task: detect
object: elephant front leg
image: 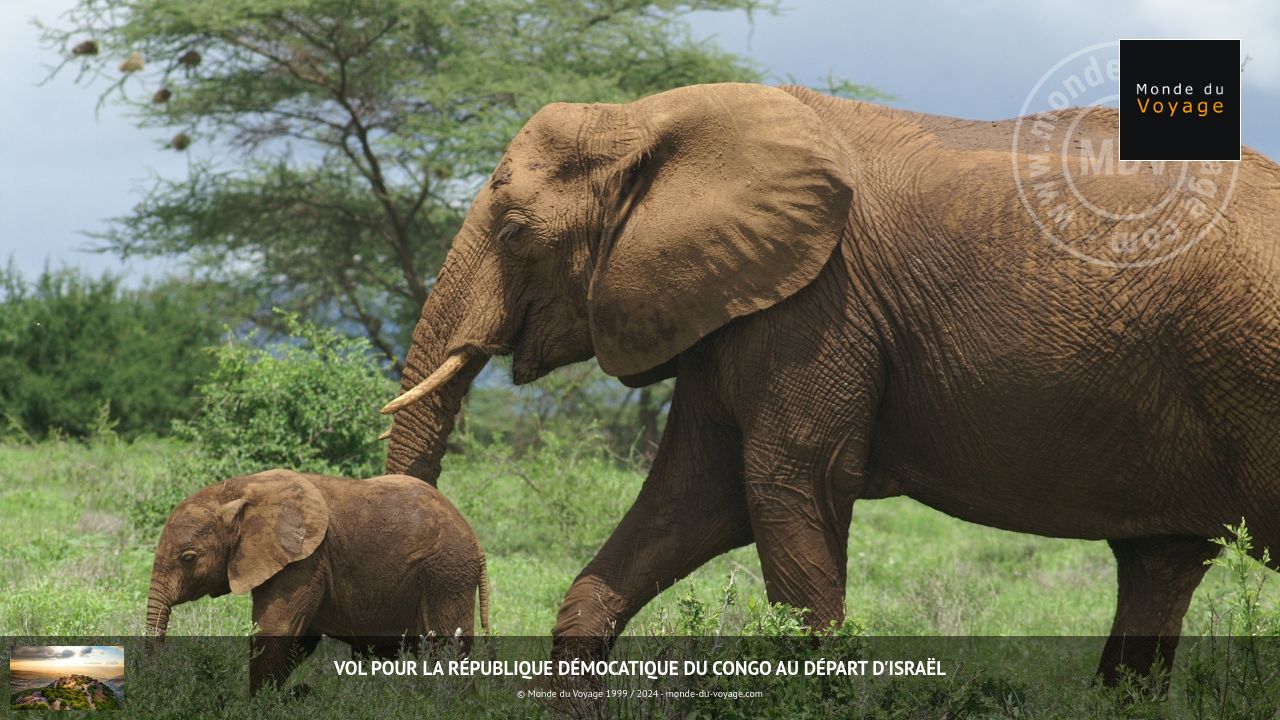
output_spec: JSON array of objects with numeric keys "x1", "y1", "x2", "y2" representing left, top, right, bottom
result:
[
  {"x1": 249, "y1": 575, "x2": 322, "y2": 695},
  {"x1": 551, "y1": 382, "x2": 752, "y2": 658},
  {"x1": 250, "y1": 635, "x2": 320, "y2": 697},
  {"x1": 740, "y1": 386, "x2": 876, "y2": 631},
  {"x1": 743, "y1": 460, "x2": 860, "y2": 631}
]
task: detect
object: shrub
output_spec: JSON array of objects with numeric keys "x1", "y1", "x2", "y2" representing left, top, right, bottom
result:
[
  {"x1": 1181, "y1": 520, "x2": 1280, "y2": 717},
  {"x1": 446, "y1": 427, "x2": 641, "y2": 558},
  {"x1": 467, "y1": 358, "x2": 672, "y2": 463},
  {"x1": 0, "y1": 262, "x2": 234, "y2": 440},
  {"x1": 129, "y1": 313, "x2": 394, "y2": 531}
]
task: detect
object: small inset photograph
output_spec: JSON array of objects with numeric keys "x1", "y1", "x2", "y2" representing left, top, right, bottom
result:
[{"x1": 9, "y1": 645, "x2": 124, "y2": 711}]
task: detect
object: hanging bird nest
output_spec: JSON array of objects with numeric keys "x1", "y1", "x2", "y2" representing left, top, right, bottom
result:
[{"x1": 120, "y1": 51, "x2": 144, "y2": 73}]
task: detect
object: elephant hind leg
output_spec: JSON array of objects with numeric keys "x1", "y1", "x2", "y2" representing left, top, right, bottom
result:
[
  {"x1": 1098, "y1": 536, "x2": 1219, "y2": 687},
  {"x1": 422, "y1": 587, "x2": 478, "y2": 641}
]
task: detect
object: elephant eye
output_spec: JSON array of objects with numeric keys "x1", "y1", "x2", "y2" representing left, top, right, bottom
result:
[
  {"x1": 496, "y1": 221, "x2": 523, "y2": 247},
  {"x1": 180, "y1": 551, "x2": 198, "y2": 565}
]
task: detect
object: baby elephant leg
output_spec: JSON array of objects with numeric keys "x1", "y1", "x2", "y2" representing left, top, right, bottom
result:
[
  {"x1": 249, "y1": 574, "x2": 323, "y2": 695},
  {"x1": 422, "y1": 587, "x2": 478, "y2": 641},
  {"x1": 250, "y1": 635, "x2": 320, "y2": 695}
]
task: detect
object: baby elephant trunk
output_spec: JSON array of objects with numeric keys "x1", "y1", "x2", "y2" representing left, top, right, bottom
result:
[{"x1": 146, "y1": 588, "x2": 171, "y2": 639}]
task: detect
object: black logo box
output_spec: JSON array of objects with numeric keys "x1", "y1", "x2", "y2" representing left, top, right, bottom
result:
[{"x1": 1120, "y1": 39, "x2": 1241, "y2": 161}]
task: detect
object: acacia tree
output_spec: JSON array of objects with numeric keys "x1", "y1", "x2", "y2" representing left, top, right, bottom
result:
[{"x1": 40, "y1": 0, "x2": 768, "y2": 371}]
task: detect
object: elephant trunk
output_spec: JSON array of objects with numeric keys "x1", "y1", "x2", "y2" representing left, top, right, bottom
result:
[
  {"x1": 145, "y1": 590, "x2": 171, "y2": 639},
  {"x1": 385, "y1": 233, "x2": 497, "y2": 484}
]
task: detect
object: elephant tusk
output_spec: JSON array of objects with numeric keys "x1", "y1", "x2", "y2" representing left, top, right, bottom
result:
[
  {"x1": 380, "y1": 353, "x2": 468, "y2": 414},
  {"x1": 377, "y1": 427, "x2": 393, "y2": 441}
]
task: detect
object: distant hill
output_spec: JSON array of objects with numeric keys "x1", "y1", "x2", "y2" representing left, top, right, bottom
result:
[{"x1": 10, "y1": 674, "x2": 121, "y2": 711}]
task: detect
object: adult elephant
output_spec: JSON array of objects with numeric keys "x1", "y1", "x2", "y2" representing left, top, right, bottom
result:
[{"x1": 381, "y1": 82, "x2": 1280, "y2": 682}]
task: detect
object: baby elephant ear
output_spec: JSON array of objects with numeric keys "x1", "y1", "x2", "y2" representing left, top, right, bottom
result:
[{"x1": 221, "y1": 470, "x2": 329, "y2": 594}]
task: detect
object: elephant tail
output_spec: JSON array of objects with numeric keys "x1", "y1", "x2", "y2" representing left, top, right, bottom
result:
[{"x1": 477, "y1": 546, "x2": 490, "y2": 633}]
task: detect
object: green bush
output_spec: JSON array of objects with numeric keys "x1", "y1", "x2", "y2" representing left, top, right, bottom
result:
[
  {"x1": 0, "y1": 262, "x2": 234, "y2": 440},
  {"x1": 1180, "y1": 520, "x2": 1280, "y2": 718},
  {"x1": 129, "y1": 313, "x2": 394, "y2": 531},
  {"x1": 448, "y1": 428, "x2": 641, "y2": 558},
  {"x1": 467, "y1": 359, "x2": 672, "y2": 462},
  {"x1": 175, "y1": 312, "x2": 393, "y2": 476}
]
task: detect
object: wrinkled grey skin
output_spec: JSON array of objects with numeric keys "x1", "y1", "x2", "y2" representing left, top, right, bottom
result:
[
  {"x1": 146, "y1": 470, "x2": 489, "y2": 693},
  {"x1": 383, "y1": 81, "x2": 1280, "y2": 684}
]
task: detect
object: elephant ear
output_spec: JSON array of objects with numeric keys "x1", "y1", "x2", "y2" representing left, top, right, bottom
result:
[
  {"x1": 588, "y1": 83, "x2": 853, "y2": 377},
  {"x1": 220, "y1": 470, "x2": 329, "y2": 594}
]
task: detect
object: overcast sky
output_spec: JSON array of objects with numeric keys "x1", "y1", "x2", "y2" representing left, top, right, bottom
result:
[{"x1": 2, "y1": 0, "x2": 1277, "y2": 284}]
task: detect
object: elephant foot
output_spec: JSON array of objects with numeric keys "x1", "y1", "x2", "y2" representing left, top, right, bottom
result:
[
  {"x1": 530, "y1": 664, "x2": 607, "y2": 711},
  {"x1": 547, "y1": 634, "x2": 612, "y2": 697},
  {"x1": 551, "y1": 575, "x2": 627, "y2": 662},
  {"x1": 551, "y1": 629, "x2": 616, "y2": 668}
]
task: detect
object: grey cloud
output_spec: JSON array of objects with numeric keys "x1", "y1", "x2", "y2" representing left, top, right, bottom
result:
[
  {"x1": 4, "y1": 0, "x2": 1277, "y2": 284},
  {"x1": 11, "y1": 646, "x2": 77, "y2": 660},
  {"x1": 690, "y1": 0, "x2": 1279, "y2": 158}
]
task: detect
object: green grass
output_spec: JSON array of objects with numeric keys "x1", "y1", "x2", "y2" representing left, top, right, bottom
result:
[
  {"x1": 3, "y1": 436, "x2": 1280, "y2": 718},
  {"x1": 0, "y1": 437, "x2": 248, "y2": 636},
  {"x1": 0, "y1": 434, "x2": 1274, "y2": 637}
]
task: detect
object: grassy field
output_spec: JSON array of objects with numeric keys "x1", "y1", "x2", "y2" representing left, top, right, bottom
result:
[
  {"x1": 1, "y1": 434, "x2": 1268, "y2": 638},
  {"x1": 4, "y1": 436, "x2": 1280, "y2": 717}
]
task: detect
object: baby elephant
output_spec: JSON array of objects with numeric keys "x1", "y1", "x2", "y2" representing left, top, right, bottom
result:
[{"x1": 145, "y1": 469, "x2": 489, "y2": 693}]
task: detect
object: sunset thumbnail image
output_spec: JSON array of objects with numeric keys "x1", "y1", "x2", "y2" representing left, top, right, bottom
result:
[{"x1": 10, "y1": 646, "x2": 124, "y2": 710}]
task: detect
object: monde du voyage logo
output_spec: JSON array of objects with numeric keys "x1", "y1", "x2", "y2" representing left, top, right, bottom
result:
[
  {"x1": 1120, "y1": 39, "x2": 1241, "y2": 161},
  {"x1": 1013, "y1": 39, "x2": 1242, "y2": 270}
]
